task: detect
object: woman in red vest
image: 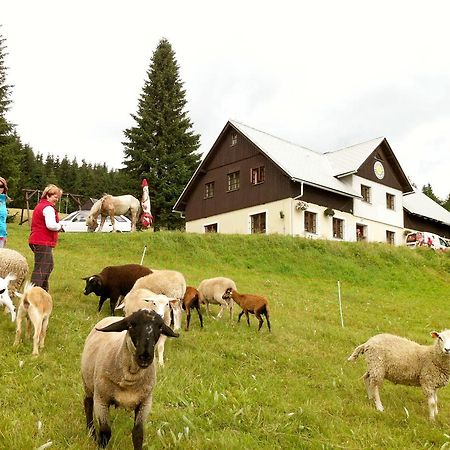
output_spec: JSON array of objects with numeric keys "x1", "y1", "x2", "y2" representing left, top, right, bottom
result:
[{"x1": 29, "y1": 184, "x2": 65, "y2": 291}]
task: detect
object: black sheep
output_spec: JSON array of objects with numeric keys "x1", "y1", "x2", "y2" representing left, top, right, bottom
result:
[{"x1": 83, "y1": 264, "x2": 152, "y2": 315}]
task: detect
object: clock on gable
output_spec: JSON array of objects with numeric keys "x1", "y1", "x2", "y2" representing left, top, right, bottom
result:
[{"x1": 374, "y1": 161, "x2": 385, "y2": 180}]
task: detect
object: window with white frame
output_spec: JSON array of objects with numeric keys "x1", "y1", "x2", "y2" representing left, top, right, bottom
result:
[
  {"x1": 227, "y1": 171, "x2": 240, "y2": 191},
  {"x1": 333, "y1": 217, "x2": 344, "y2": 239},
  {"x1": 251, "y1": 212, "x2": 266, "y2": 234},
  {"x1": 361, "y1": 185, "x2": 371, "y2": 203},
  {"x1": 251, "y1": 166, "x2": 265, "y2": 184},
  {"x1": 386, "y1": 193, "x2": 395, "y2": 210},
  {"x1": 304, "y1": 211, "x2": 317, "y2": 233}
]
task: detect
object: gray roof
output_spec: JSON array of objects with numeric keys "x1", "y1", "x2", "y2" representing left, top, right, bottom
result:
[
  {"x1": 403, "y1": 189, "x2": 450, "y2": 226},
  {"x1": 324, "y1": 137, "x2": 385, "y2": 177},
  {"x1": 230, "y1": 120, "x2": 360, "y2": 197}
]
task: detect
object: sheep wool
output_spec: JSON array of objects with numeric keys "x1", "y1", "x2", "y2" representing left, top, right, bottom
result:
[
  {"x1": 0, "y1": 248, "x2": 29, "y2": 296},
  {"x1": 348, "y1": 330, "x2": 450, "y2": 420}
]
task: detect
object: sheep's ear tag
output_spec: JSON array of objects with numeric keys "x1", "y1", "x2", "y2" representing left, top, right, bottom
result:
[{"x1": 431, "y1": 331, "x2": 439, "y2": 339}]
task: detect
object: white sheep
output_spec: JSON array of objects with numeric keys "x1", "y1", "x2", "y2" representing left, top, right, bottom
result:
[
  {"x1": 14, "y1": 282, "x2": 53, "y2": 356},
  {"x1": 348, "y1": 330, "x2": 450, "y2": 420},
  {"x1": 81, "y1": 309, "x2": 178, "y2": 449},
  {"x1": 0, "y1": 248, "x2": 29, "y2": 297},
  {"x1": 197, "y1": 277, "x2": 237, "y2": 320},
  {"x1": 0, "y1": 273, "x2": 17, "y2": 321},
  {"x1": 131, "y1": 269, "x2": 186, "y2": 330},
  {"x1": 116, "y1": 288, "x2": 178, "y2": 366}
]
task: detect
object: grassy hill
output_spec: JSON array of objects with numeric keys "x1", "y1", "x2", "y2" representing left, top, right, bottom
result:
[{"x1": 1, "y1": 223, "x2": 450, "y2": 449}]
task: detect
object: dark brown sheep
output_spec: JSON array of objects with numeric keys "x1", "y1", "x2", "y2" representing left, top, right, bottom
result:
[{"x1": 82, "y1": 264, "x2": 151, "y2": 315}]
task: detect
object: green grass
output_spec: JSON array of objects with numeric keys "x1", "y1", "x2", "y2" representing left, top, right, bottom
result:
[{"x1": 1, "y1": 223, "x2": 450, "y2": 449}]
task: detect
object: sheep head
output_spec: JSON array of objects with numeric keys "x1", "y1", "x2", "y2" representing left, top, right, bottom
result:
[
  {"x1": 96, "y1": 309, "x2": 179, "y2": 368},
  {"x1": 431, "y1": 330, "x2": 450, "y2": 355},
  {"x1": 222, "y1": 288, "x2": 233, "y2": 302},
  {"x1": 82, "y1": 275, "x2": 102, "y2": 296}
]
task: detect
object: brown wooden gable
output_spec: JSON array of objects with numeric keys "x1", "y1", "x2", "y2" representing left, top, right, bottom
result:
[
  {"x1": 182, "y1": 122, "x2": 297, "y2": 221},
  {"x1": 357, "y1": 139, "x2": 412, "y2": 193}
]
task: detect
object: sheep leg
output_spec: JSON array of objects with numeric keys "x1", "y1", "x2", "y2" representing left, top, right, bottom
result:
[
  {"x1": 26, "y1": 317, "x2": 32, "y2": 338},
  {"x1": 32, "y1": 320, "x2": 42, "y2": 356},
  {"x1": 423, "y1": 388, "x2": 438, "y2": 420},
  {"x1": 84, "y1": 396, "x2": 95, "y2": 438},
  {"x1": 94, "y1": 399, "x2": 111, "y2": 448},
  {"x1": 14, "y1": 314, "x2": 24, "y2": 346},
  {"x1": 195, "y1": 304, "x2": 203, "y2": 328},
  {"x1": 171, "y1": 300, "x2": 182, "y2": 331},
  {"x1": 185, "y1": 305, "x2": 191, "y2": 331},
  {"x1": 371, "y1": 383, "x2": 384, "y2": 412},
  {"x1": 265, "y1": 313, "x2": 271, "y2": 332},
  {"x1": 1, "y1": 297, "x2": 16, "y2": 322},
  {"x1": 237, "y1": 310, "x2": 244, "y2": 323},
  {"x1": 133, "y1": 397, "x2": 152, "y2": 450},
  {"x1": 98, "y1": 296, "x2": 108, "y2": 313},
  {"x1": 217, "y1": 302, "x2": 226, "y2": 319},
  {"x1": 255, "y1": 311, "x2": 264, "y2": 330},
  {"x1": 39, "y1": 316, "x2": 50, "y2": 349},
  {"x1": 109, "y1": 296, "x2": 118, "y2": 316},
  {"x1": 245, "y1": 311, "x2": 251, "y2": 327},
  {"x1": 363, "y1": 372, "x2": 373, "y2": 399},
  {"x1": 156, "y1": 335, "x2": 167, "y2": 367}
]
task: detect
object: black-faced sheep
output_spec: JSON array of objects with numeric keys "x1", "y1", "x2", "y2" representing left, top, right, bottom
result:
[
  {"x1": 348, "y1": 330, "x2": 450, "y2": 420},
  {"x1": 132, "y1": 269, "x2": 186, "y2": 330},
  {"x1": 82, "y1": 264, "x2": 151, "y2": 315},
  {"x1": 0, "y1": 248, "x2": 29, "y2": 297},
  {"x1": 182, "y1": 286, "x2": 203, "y2": 331},
  {"x1": 81, "y1": 309, "x2": 179, "y2": 449},
  {"x1": 222, "y1": 288, "x2": 271, "y2": 331},
  {"x1": 197, "y1": 277, "x2": 237, "y2": 320},
  {"x1": 14, "y1": 282, "x2": 53, "y2": 356}
]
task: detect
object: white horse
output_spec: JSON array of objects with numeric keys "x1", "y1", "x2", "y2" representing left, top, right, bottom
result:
[{"x1": 86, "y1": 195, "x2": 141, "y2": 232}]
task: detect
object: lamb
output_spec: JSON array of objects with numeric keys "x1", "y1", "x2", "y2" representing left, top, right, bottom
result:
[
  {"x1": 197, "y1": 277, "x2": 237, "y2": 320},
  {"x1": 0, "y1": 248, "x2": 29, "y2": 297},
  {"x1": 14, "y1": 282, "x2": 53, "y2": 356},
  {"x1": 222, "y1": 288, "x2": 271, "y2": 331},
  {"x1": 82, "y1": 264, "x2": 152, "y2": 315},
  {"x1": 81, "y1": 309, "x2": 178, "y2": 449},
  {"x1": 182, "y1": 286, "x2": 203, "y2": 331},
  {"x1": 347, "y1": 330, "x2": 450, "y2": 420},
  {"x1": 0, "y1": 273, "x2": 17, "y2": 321},
  {"x1": 132, "y1": 269, "x2": 186, "y2": 330},
  {"x1": 116, "y1": 288, "x2": 177, "y2": 366}
]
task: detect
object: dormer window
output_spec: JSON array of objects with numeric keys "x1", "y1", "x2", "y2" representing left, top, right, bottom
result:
[{"x1": 231, "y1": 133, "x2": 238, "y2": 146}]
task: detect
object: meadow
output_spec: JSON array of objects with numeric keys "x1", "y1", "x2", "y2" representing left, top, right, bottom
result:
[{"x1": 1, "y1": 222, "x2": 450, "y2": 449}]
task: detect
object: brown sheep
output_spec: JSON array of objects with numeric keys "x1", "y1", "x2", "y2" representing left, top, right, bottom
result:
[
  {"x1": 182, "y1": 286, "x2": 203, "y2": 331},
  {"x1": 222, "y1": 288, "x2": 271, "y2": 331}
]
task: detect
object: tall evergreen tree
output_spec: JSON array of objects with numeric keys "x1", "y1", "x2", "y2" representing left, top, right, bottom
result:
[
  {"x1": 0, "y1": 29, "x2": 22, "y2": 199},
  {"x1": 122, "y1": 38, "x2": 201, "y2": 230}
]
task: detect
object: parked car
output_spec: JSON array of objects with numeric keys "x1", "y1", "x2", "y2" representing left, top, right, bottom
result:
[
  {"x1": 59, "y1": 210, "x2": 132, "y2": 232},
  {"x1": 405, "y1": 231, "x2": 450, "y2": 251}
]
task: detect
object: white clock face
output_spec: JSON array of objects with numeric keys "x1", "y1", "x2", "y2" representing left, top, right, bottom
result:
[{"x1": 374, "y1": 161, "x2": 385, "y2": 180}]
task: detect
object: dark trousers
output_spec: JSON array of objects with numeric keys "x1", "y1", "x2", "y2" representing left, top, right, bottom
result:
[{"x1": 29, "y1": 244, "x2": 54, "y2": 292}]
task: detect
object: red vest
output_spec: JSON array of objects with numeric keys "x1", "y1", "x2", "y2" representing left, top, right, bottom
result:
[{"x1": 29, "y1": 199, "x2": 60, "y2": 247}]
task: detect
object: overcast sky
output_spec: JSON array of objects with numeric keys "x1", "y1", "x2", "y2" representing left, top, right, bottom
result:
[{"x1": 2, "y1": 0, "x2": 450, "y2": 199}]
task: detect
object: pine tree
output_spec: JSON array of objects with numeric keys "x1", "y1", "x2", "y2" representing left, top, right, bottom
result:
[
  {"x1": 122, "y1": 38, "x2": 201, "y2": 230},
  {"x1": 0, "y1": 29, "x2": 23, "y2": 199}
]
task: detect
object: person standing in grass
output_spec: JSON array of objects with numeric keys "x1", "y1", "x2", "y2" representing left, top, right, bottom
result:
[
  {"x1": 29, "y1": 184, "x2": 65, "y2": 291},
  {"x1": 0, "y1": 176, "x2": 9, "y2": 248}
]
